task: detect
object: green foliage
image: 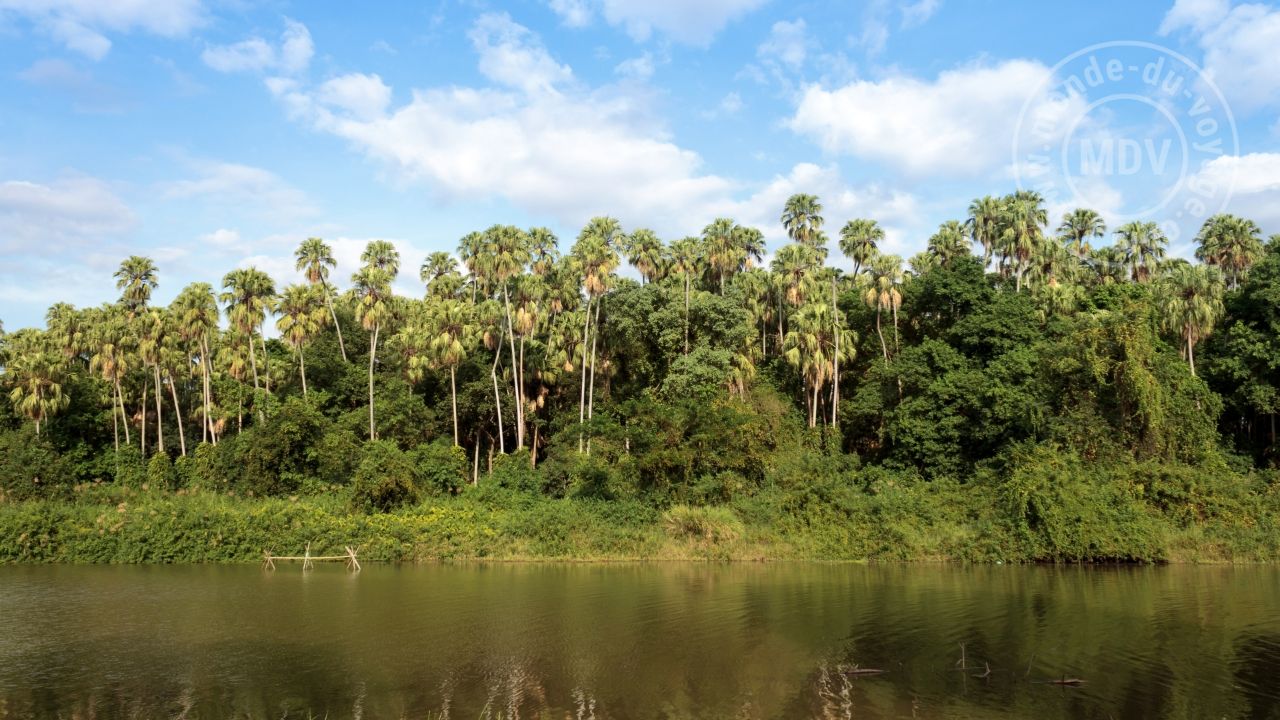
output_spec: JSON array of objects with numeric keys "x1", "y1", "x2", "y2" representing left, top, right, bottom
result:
[
  {"x1": 146, "y1": 452, "x2": 176, "y2": 491},
  {"x1": 0, "y1": 427, "x2": 75, "y2": 501},
  {"x1": 662, "y1": 504, "x2": 743, "y2": 544},
  {"x1": 350, "y1": 440, "x2": 419, "y2": 513},
  {"x1": 410, "y1": 440, "x2": 469, "y2": 496}
]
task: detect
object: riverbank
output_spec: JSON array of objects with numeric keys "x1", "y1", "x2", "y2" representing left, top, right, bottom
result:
[{"x1": 4, "y1": 463, "x2": 1278, "y2": 564}]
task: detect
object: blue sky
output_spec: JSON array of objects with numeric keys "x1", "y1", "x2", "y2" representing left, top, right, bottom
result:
[{"x1": 2, "y1": 0, "x2": 1279, "y2": 329}]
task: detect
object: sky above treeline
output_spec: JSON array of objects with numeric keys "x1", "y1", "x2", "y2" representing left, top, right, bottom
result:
[{"x1": 2, "y1": 0, "x2": 1279, "y2": 329}]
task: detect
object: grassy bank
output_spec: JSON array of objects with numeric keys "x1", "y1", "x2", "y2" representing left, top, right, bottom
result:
[{"x1": 4, "y1": 456, "x2": 1278, "y2": 564}]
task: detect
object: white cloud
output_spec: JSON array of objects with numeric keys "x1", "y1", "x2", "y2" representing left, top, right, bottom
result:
[
  {"x1": 1192, "y1": 152, "x2": 1280, "y2": 232},
  {"x1": 546, "y1": 0, "x2": 768, "y2": 45},
  {"x1": 757, "y1": 19, "x2": 808, "y2": 70},
  {"x1": 201, "y1": 227, "x2": 242, "y2": 249},
  {"x1": 202, "y1": 18, "x2": 313, "y2": 75},
  {"x1": 901, "y1": 0, "x2": 942, "y2": 28},
  {"x1": 1161, "y1": 0, "x2": 1280, "y2": 112},
  {"x1": 470, "y1": 12, "x2": 573, "y2": 95},
  {"x1": 614, "y1": 53, "x2": 654, "y2": 79},
  {"x1": 788, "y1": 59, "x2": 1057, "y2": 177},
  {"x1": 0, "y1": 0, "x2": 204, "y2": 59},
  {"x1": 856, "y1": 0, "x2": 943, "y2": 57},
  {"x1": 17, "y1": 57, "x2": 127, "y2": 112},
  {"x1": 161, "y1": 161, "x2": 316, "y2": 223},
  {"x1": 273, "y1": 16, "x2": 736, "y2": 237},
  {"x1": 317, "y1": 73, "x2": 391, "y2": 120},
  {"x1": 1159, "y1": 0, "x2": 1230, "y2": 34},
  {"x1": 0, "y1": 176, "x2": 136, "y2": 252}
]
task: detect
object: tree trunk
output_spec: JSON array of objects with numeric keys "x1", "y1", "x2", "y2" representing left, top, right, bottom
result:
[
  {"x1": 501, "y1": 284, "x2": 524, "y2": 449},
  {"x1": 683, "y1": 276, "x2": 690, "y2": 355},
  {"x1": 892, "y1": 303, "x2": 900, "y2": 351},
  {"x1": 140, "y1": 383, "x2": 147, "y2": 455},
  {"x1": 450, "y1": 366, "x2": 459, "y2": 446},
  {"x1": 491, "y1": 329, "x2": 506, "y2": 454},
  {"x1": 876, "y1": 310, "x2": 889, "y2": 364},
  {"x1": 116, "y1": 380, "x2": 130, "y2": 444},
  {"x1": 298, "y1": 346, "x2": 308, "y2": 396},
  {"x1": 112, "y1": 390, "x2": 120, "y2": 452},
  {"x1": 323, "y1": 280, "x2": 348, "y2": 362},
  {"x1": 579, "y1": 297, "x2": 592, "y2": 453},
  {"x1": 587, "y1": 299, "x2": 602, "y2": 456},
  {"x1": 168, "y1": 373, "x2": 186, "y2": 457},
  {"x1": 368, "y1": 324, "x2": 379, "y2": 440},
  {"x1": 154, "y1": 365, "x2": 165, "y2": 454},
  {"x1": 472, "y1": 438, "x2": 479, "y2": 485},
  {"x1": 259, "y1": 331, "x2": 271, "y2": 395},
  {"x1": 831, "y1": 279, "x2": 840, "y2": 428},
  {"x1": 531, "y1": 424, "x2": 539, "y2": 469},
  {"x1": 201, "y1": 337, "x2": 215, "y2": 446},
  {"x1": 1187, "y1": 336, "x2": 1196, "y2": 376}
]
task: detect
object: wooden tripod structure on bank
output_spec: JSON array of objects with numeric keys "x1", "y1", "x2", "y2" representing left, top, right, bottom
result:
[{"x1": 263, "y1": 542, "x2": 361, "y2": 572}]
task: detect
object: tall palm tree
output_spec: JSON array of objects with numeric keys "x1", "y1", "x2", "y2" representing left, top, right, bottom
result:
[
  {"x1": 137, "y1": 308, "x2": 167, "y2": 455},
  {"x1": 114, "y1": 256, "x2": 157, "y2": 317},
  {"x1": 1114, "y1": 221, "x2": 1168, "y2": 283},
  {"x1": 353, "y1": 241, "x2": 400, "y2": 440},
  {"x1": 927, "y1": 220, "x2": 971, "y2": 267},
  {"x1": 999, "y1": 191, "x2": 1047, "y2": 291},
  {"x1": 88, "y1": 306, "x2": 131, "y2": 450},
  {"x1": 1195, "y1": 214, "x2": 1263, "y2": 290},
  {"x1": 420, "y1": 252, "x2": 461, "y2": 298},
  {"x1": 571, "y1": 217, "x2": 622, "y2": 453},
  {"x1": 430, "y1": 297, "x2": 474, "y2": 446},
  {"x1": 781, "y1": 193, "x2": 824, "y2": 248},
  {"x1": 702, "y1": 218, "x2": 742, "y2": 293},
  {"x1": 771, "y1": 243, "x2": 820, "y2": 306},
  {"x1": 626, "y1": 228, "x2": 665, "y2": 284},
  {"x1": 221, "y1": 267, "x2": 276, "y2": 419},
  {"x1": 481, "y1": 225, "x2": 533, "y2": 449},
  {"x1": 1057, "y1": 208, "x2": 1107, "y2": 258},
  {"x1": 295, "y1": 238, "x2": 348, "y2": 361},
  {"x1": 276, "y1": 284, "x2": 324, "y2": 396},
  {"x1": 838, "y1": 219, "x2": 883, "y2": 277},
  {"x1": 4, "y1": 329, "x2": 68, "y2": 437},
  {"x1": 966, "y1": 195, "x2": 1003, "y2": 266},
  {"x1": 669, "y1": 236, "x2": 702, "y2": 355},
  {"x1": 528, "y1": 227, "x2": 560, "y2": 277},
  {"x1": 171, "y1": 283, "x2": 219, "y2": 445},
  {"x1": 862, "y1": 254, "x2": 904, "y2": 363},
  {"x1": 1158, "y1": 263, "x2": 1225, "y2": 375}
]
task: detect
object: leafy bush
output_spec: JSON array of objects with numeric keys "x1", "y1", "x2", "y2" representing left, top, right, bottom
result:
[
  {"x1": 350, "y1": 440, "x2": 419, "y2": 513},
  {"x1": 411, "y1": 440, "x2": 470, "y2": 496},
  {"x1": 662, "y1": 504, "x2": 743, "y2": 544}
]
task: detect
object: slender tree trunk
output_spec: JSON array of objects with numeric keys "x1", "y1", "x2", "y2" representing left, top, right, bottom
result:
[
  {"x1": 587, "y1": 299, "x2": 602, "y2": 456},
  {"x1": 491, "y1": 330, "x2": 506, "y2": 454},
  {"x1": 201, "y1": 337, "x2": 215, "y2": 446},
  {"x1": 831, "y1": 279, "x2": 840, "y2": 428},
  {"x1": 368, "y1": 324, "x2": 379, "y2": 440},
  {"x1": 876, "y1": 310, "x2": 889, "y2": 363},
  {"x1": 579, "y1": 297, "x2": 592, "y2": 453},
  {"x1": 35, "y1": 419, "x2": 40, "y2": 437},
  {"x1": 810, "y1": 381, "x2": 819, "y2": 428},
  {"x1": 154, "y1": 365, "x2": 164, "y2": 454},
  {"x1": 112, "y1": 391, "x2": 120, "y2": 452},
  {"x1": 116, "y1": 379, "x2": 130, "y2": 444},
  {"x1": 140, "y1": 383, "x2": 147, "y2": 455},
  {"x1": 260, "y1": 331, "x2": 271, "y2": 395},
  {"x1": 501, "y1": 284, "x2": 524, "y2": 449},
  {"x1": 683, "y1": 276, "x2": 691, "y2": 355},
  {"x1": 168, "y1": 374, "x2": 186, "y2": 457},
  {"x1": 450, "y1": 366, "x2": 460, "y2": 446},
  {"x1": 248, "y1": 333, "x2": 260, "y2": 392},
  {"x1": 892, "y1": 304, "x2": 900, "y2": 351},
  {"x1": 1187, "y1": 337, "x2": 1196, "y2": 376},
  {"x1": 531, "y1": 424, "x2": 539, "y2": 469},
  {"x1": 298, "y1": 346, "x2": 308, "y2": 396},
  {"x1": 472, "y1": 438, "x2": 479, "y2": 485},
  {"x1": 323, "y1": 280, "x2": 347, "y2": 361}
]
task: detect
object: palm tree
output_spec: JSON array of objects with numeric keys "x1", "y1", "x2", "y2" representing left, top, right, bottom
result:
[
  {"x1": 771, "y1": 243, "x2": 820, "y2": 306},
  {"x1": 1057, "y1": 208, "x2": 1106, "y2": 258},
  {"x1": 420, "y1": 251, "x2": 461, "y2": 298},
  {"x1": 88, "y1": 306, "x2": 131, "y2": 450},
  {"x1": 999, "y1": 191, "x2": 1047, "y2": 291},
  {"x1": 736, "y1": 225, "x2": 768, "y2": 268},
  {"x1": 4, "y1": 329, "x2": 68, "y2": 436},
  {"x1": 863, "y1": 254, "x2": 904, "y2": 363},
  {"x1": 528, "y1": 227, "x2": 560, "y2": 277},
  {"x1": 171, "y1": 283, "x2": 219, "y2": 444},
  {"x1": 1089, "y1": 246, "x2": 1128, "y2": 285},
  {"x1": 1195, "y1": 214, "x2": 1263, "y2": 290},
  {"x1": 1114, "y1": 221, "x2": 1167, "y2": 283},
  {"x1": 781, "y1": 193, "x2": 824, "y2": 248},
  {"x1": 276, "y1": 284, "x2": 324, "y2": 396},
  {"x1": 295, "y1": 238, "x2": 348, "y2": 361},
  {"x1": 626, "y1": 228, "x2": 665, "y2": 284},
  {"x1": 221, "y1": 268, "x2": 276, "y2": 414},
  {"x1": 114, "y1": 256, "x2": 157, "y2": 317},
  {"x1": 137, "y1": 309, "x2": 167, "y2": 454},
  {"x1": 838, "y1": 219, "x2": 883, "y2": 277},
  {"x1": 782, "y1": 300, "x2": 851, "y2": 428},
  {"x1": 430, "y1": 297, "x2": 474, "y2": 446},
  {"x1": 927, "y1": 220, "x2": 970, "y2": 267},
  {"x1": 572, "y1": 217, "x2": 622, "y2": 453},
  {"x1": 702, "y1": 218, "x2": 742, "y2": 293},
  {"x1": 353, "y1": 241, "x2": 400, "y2": 440},
  {"x1": 966, "y1": 196, "x2": 1003, "y2": 266},
  {"x1": 669, "y1": 237, "x2": 702, "y2": 355},
  {"x1": 1158, "y1": 263, "x2": 1225, "y2": 375}
]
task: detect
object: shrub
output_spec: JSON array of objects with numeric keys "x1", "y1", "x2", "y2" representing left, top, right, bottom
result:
[
  {"x1": 146, "y1": 452, "x2": 176, "y2": 491},
  {"x1": 411, "y1": 440, "x2": 470, "y2": 496},
  {"x1": 0, "y1": 427, "x2": 74, "y2": 500},
  {"x1": 350, "y1": 440, "x2": 419, "y2": 513},
  {"x1": 662, "y1": 504, "x2": 743, "y2": 544}
]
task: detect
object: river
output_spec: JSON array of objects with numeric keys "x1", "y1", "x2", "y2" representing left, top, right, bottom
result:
[{"x1": 1, "y1": 564, "x2": 1277, "y2": 719}]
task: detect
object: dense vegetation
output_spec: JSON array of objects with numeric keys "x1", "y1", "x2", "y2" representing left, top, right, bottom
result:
[{"x1": 2, "y1": 193, "x2": 1279, "y2": 562}]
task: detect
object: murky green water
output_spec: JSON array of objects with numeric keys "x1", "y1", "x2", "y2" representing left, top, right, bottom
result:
[{"x1": 0, "y1": 563, "x2": 1277, "y2": 719}]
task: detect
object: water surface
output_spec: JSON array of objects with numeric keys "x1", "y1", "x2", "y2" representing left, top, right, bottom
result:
[{"x1": 1, "y1": 563, "x2": 1277, "y2": 719}]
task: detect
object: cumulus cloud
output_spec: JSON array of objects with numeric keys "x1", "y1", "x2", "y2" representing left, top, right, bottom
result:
[
  {"x1": 0, "y1": 0, "x2": 205, "y2": 59},
  {"x1": 317, "y1": 73, "x2": 392, "y2": 120},
  {"x1": 1160, "y1": 0, "x2": 1280, "y2": 113},
  {"x1": 757, "y1": 19, "x2": 808, "y2": 70},
  {"x1": 202, "y1": 18, "x2": 313, "y2": 75},
  {"x1": 0, "y1": 176, "x2": 136, "y2": 252},
  {"x1": 469, "y1": 13, "x2": 573, "y2": 95},
  {"x1": 1191, "y1": 152, "x2": 1280, "y2": 232},
  {"x1": 546, "y1": 0, "x2": 767, "y2": 45},
  {"x1": 161, "y1": 161, "x2": 317, "y2": 223},
  {"x1": 788, "y1": 59, "x2": 1057, "y2": 177}
]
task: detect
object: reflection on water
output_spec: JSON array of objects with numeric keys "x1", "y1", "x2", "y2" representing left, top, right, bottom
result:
[{"x1": 0, "y1": 564, "x2": 1278, "y2": 719}]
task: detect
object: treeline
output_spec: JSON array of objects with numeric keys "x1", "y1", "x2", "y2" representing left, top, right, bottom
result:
[{"x1": 1, "y1": 191, "x2": 1279, "y2": 560}]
